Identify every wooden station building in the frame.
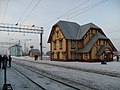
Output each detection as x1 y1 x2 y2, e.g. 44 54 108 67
48 20 117 62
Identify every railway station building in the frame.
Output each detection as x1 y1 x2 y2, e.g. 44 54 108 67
48 20 117 62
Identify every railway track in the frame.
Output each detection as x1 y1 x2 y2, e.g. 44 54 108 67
12 66 46 90
13 58 120 78
13 61 93 90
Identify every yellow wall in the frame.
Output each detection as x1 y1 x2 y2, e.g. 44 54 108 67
51 26 67 60
67 40 79 60
49 25 115 61
91 44 98 59
84 29 96 46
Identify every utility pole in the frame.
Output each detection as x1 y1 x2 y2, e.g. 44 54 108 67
40 29 43 60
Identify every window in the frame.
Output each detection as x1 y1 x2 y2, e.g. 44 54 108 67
71 52 76 60
57 31 59 38
84 54 88 60
52 34 55 41
59 40 62 49
54 41 56 50
62 52 66 60
78 41 82 49
78 54 82 60
71 40 75 49
98 40 100 45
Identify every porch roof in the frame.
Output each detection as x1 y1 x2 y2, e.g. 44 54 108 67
96 45 110 56
77 33 108 53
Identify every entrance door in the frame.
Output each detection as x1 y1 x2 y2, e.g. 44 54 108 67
105 53 111 61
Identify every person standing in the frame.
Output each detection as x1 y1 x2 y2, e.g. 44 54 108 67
117 55 119 62
2 55 8 69
8 55 12 67
0 55 2 69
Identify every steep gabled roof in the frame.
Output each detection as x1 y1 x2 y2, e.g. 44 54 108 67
78 33 108 53
10 44 22 48
57 20 80 39
48 20 104 43
77 22 101 39
30 49 40 54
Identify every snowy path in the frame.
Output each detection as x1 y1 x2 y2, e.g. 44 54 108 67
13 61 92 90
13 56 120 74
13 63 81 90
13 58 120 90
0 67 43 90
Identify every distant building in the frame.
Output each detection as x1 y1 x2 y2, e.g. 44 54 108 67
29 49 40 57
48 20 117 62
9 44 22 56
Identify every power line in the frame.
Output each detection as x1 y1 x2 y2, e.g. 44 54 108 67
17 0 34 23
0 0 2 22
107 29 120 34
21 0 42 24
69 0 109 19
43 0 109 27
2 0 9 23
66 0 107 17
43 0 89 27
58 0 90 19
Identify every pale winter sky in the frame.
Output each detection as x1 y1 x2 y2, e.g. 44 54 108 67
0 0 120 53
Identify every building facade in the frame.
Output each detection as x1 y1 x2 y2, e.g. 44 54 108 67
48 21 117 62
9 44 22 56
29 49 40 57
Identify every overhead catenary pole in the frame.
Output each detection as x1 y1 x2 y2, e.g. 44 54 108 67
0 23 44 58
40 29 43 60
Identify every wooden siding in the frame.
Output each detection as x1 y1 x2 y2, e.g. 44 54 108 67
51 26 67 60
48 22 117 62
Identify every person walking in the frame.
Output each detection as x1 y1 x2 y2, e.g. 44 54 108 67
2 55 8 69
0 55 2 69
117 55 119 62
8 55 12 67
34 55 38 61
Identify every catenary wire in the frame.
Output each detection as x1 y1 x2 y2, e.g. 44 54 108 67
17 0 34 23
57 0 90 20
2 0 9 23
64 0 108 17
107 29 120 34
43 0 108 27
21 0 42 25
69 0 109 19
43 0 89 27
0 1 2 22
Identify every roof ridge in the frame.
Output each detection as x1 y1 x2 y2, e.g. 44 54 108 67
76 26 82 39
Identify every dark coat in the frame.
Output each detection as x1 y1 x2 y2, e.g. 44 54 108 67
0 55 2 62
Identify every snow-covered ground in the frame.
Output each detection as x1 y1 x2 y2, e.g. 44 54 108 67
12 56 120 90
13 56 120 74
1 56 120 90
